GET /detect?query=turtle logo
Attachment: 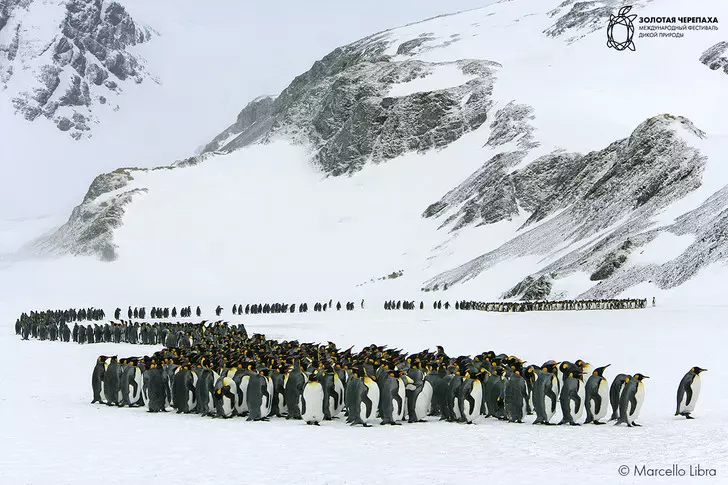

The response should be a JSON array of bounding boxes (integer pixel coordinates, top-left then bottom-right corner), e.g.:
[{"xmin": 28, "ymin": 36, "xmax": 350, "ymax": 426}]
[{"xmin": 607, "ymin": 5, "xmax": 637, "ymax": 51}]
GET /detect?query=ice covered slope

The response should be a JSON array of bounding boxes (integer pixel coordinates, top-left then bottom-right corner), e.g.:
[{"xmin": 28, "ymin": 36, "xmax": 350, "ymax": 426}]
[{"xmin": 17, "ymin": 0, "xmax": 728, "ymax": 302}]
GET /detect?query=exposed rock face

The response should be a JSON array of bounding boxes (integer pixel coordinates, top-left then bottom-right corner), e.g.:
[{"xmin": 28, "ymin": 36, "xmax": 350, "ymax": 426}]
[
  {"xmin": 544, "ymin": 0, "xmax": 653, "ymax": 43},
  {"xmin": 2, "ymin": 0, "xmax": 157, "ymax": 139},
  {"xmin": 502, "ymin": 274, "xmax": 554, "ymax": 300},
  {"xmin": 27, "ymin": 154, "xmax": 209, "ymax": 259},
  {"xmin": 201, "ymin": 35, "xmax": 498, "ymax": 176},
  {"xmin": 700, "ymin": 41, "xmax": 728, "ymax": 74},
  {"xmin": 590, "ymin": 239, "xmax": 633, "ymax": 281},
  {"xmin": 423, "ymin": 114, "xmax": 709, "ymax": 297}
]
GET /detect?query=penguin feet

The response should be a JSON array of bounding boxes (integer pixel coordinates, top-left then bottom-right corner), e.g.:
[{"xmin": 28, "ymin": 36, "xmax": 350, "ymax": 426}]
[
  {"xmin": 685, "ymin": 415, "xmax": 695, "ymax": 420},
  {"xmin": 593, "ymin": 421, "xmax": 606, "ymax": 425},
  {"xmin": 390, "ymin": 422, "xmax": 402, "ymax": 426},
  {"xmin": 632, "ymin": 422, "xmax": 642, "ymax": 427}
]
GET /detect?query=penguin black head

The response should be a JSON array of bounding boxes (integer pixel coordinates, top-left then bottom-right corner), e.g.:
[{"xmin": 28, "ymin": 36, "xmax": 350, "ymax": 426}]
[
  {"xmin": 633, "ymin": 373, "xmax": 649, "ymax": 381},
  {"xmin": 592, "ymin": 364, "xmax": 610, "ymax": 377},
  {"xmin": 575, "ymin": 359, "xmax": 591, "ymax": 371},
  {"xmin": 691, "ymin": 367, "xmax": 707, "ymax": 374},
  {"xmin": 308, "ymin": 372, "xmax": 319, "ymax": 382}
]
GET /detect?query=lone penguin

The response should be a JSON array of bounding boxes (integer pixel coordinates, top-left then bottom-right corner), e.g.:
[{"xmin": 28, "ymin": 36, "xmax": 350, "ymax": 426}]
[{"xmin": 676, "ymin": 367, "xmax": 706, "ymax": 419}]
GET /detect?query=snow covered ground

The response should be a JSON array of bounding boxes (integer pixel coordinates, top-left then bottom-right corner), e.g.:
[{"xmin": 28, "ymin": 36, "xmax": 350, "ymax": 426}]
[{"xmin": 1, "ymin": 303, "xmax": 726, "ymax": 484}]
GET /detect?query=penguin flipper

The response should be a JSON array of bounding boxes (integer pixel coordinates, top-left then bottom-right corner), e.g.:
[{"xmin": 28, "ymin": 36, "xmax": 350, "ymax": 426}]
[
  {"xmin": 362, "ymin": 394, "xmax": 373, "ymax": 419},
  {"xmin": 685, "ymin": 382, "xmax": 694, "ymax": 407}
]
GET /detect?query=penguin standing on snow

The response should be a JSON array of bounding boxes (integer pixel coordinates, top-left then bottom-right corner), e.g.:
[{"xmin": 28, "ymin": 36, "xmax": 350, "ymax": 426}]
[
  {"xmin": 608, "ymin": 374, "xmax": 630, "ymax": 421},
  {"xmin": 532, "ymin": 362, "xmax": 559, "ymax": 425},
  {"xmin": 504, "ymin": 370, "xmax": 529, "ymax": 423},
  {"xmin": 558, "ymin": 370, "xmax": 585, "ymax": 425},
  {"xmin": 378, "ymin": 370, "xmax": 404, "ymax": 425},
  {"xmin": 301, "ymin": 372, "xmax": 325, "ymax": 426},
  {"xmin": 406, "ymin": 365, "xmax": 432, "ymax": 423},
  {"xmin": 458, "ymin": 370, "xmax": 484, "ymax": 424},
  {"xmin": 103, "ymin": 356, "xmax": 122, "ymax": 406},
  {"xmin": 584, "ymin": 364, "xmax": 610, "ymax": 425},
  {"xmin": 616, "ymin": 373, "xmax": 649, "ymax": 427},
  {"xmin": 91, "ymin": 356, "xmax": 108, "ymax": 404},
  {"xmin": 143, "ymin": 362, "xmax": 169, "ymax": 413},
  {"xmin": 284, "ymin": 361, "xmax": 307, "ymax": 420},
  {"xmin": 214, "ymin": 377, "xmax": 237, "ymax": 418},
  {"xmin": 195, "ymin": 365, "xmax": 217, "ymax": 417},
  {"xmin": 676, "ymin": 367, "xmax": 706, "ymax": 419}
]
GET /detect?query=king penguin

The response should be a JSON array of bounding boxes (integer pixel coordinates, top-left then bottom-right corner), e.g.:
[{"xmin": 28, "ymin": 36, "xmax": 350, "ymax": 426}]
[
  {"xmin": 558, "ymin": 370, "xmax": 585, "ymax": 425},
  {"xmin": 584, "ymin": 364, "xmax": 610, "ymax": 424},
  {"xmin": 532, "ymin": 362, "xmax": 559, "ymax": 425},
  {"xmin": 608, "ymin": 374, "xmax": 630, "ymax": 421},
  {"xmin": 616, "ymin": 373, "xmax": 649, "ymax": 427},
  {"xmin": 676, "ymin": 367, "xmax": 706, "ymax": 419},
  {"xmin": 91, "ymin": 356, "xmax": 108, "ymax": 404},
  {"xmin": 301, "ymin": 372, "xmax": 325, "ymax": 425}
]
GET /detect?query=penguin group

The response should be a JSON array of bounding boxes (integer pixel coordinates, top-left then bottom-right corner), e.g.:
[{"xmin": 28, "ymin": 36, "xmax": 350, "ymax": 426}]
[
  {"xmin": 234, "ymin": 302, "xmax": 309, "ymax": 315},
  {"xmin": 16, "ymin": 308, "xmax": 106, "ymax": 342},
  {"xmin": 388, "ymin": 298, "xmax": 647, "ymax": 312},
  {"xmin": 81, "ymin": 318, "xmax": 705, "ymax": 427},
  {"xmin": 115, "ymin": 306, "xmax": 201, "ymax": 320}
]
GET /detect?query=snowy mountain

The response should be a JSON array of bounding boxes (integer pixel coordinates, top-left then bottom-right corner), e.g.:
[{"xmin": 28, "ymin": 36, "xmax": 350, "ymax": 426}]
[
  {"xmin": 0, "ymin": 0, "xmax": 157, "ymax": 139},
  {"xmin": 9, "ymin": 0, "xmax": 728, "ymax": 304}
]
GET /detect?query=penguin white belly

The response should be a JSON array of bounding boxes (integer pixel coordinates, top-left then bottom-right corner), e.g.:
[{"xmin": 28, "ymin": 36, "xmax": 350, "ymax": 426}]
[
  {"xmin": 333, "ymin": 375, "xmax": 345, "ymax": 416},
  {"xmin": 680, "ymin": 376, "xmax": 701, "ymax": 413},
  {"xmin": 629, "ymin": 382, "xmax": 645, "ymax": 421},
  {"xmin": 207, "ymin": 391, "xmax": 215, "ymax": 413},
  {"xmin": 394, "ymin": 380, "xmax": 407, "ymax": 421},
  {"xmin": 362, "ymin": 378, "xmax": 380, "ymax": 422},
  {"xmin": 187, "ymin": 373, "xmax": 198, "ymax": 410},
  {"xmin": 263, "ymin": 377, "xmax": 274, "ymax": 417},
  {"xmin": 238, "ymin": 376, "xmax": 250, "ymax": 414},
  {"xmin": 131, "ymin": 368, "xmax": 143, "ymax": 403},
  {"xmin": 415, "ymin": 381, "xmax": 433, "ymax": 420},
  {"xmin": 277, "ymin": 392, "xmax": 287, "ymax": 415},
  {"xmin": 594, "ymin": 379, "xmax": 609, "ymax": 421},
  {"xmin": 465, "ymin": 383, "xmax": 483, "ymax": 423},
  {"xmin": 573, "ymin": 381, "xmax": 585, "ymax": 420},
  {"xmin": 302, "ymin": 383, "xmax": 325, "ymax": 423},
  {"xmin": 221, "ymin": 395, "xmax": 234, "ymax": 417}
]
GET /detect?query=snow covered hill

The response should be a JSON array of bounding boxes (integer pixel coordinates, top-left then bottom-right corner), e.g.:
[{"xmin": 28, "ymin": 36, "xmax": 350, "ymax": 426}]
[
  {"xmin": 0, "ymin": 0, "xmax": 157, "ymax": 139},
  {"xmin": 6, "ymin": 0, "xmax": 728, "ymax": 305}
]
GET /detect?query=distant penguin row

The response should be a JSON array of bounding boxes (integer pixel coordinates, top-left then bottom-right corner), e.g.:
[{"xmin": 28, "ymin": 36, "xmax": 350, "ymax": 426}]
[
  {"xmin": 386, "ymin": 298, "xmax": 647, "ymax": 312},
  {"xmin": 84, "ymin": 320, "xmax": 705, "ymax": 426},
  {"xmin": 115, "ymin": 306, "xmax": 201, "ymax": 320}
]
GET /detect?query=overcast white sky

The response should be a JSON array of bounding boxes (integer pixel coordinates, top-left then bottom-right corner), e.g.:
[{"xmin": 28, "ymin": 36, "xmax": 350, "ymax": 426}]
[{"xmin": 0, "ymin": 0, "xmax": 491, "ymax": 224}]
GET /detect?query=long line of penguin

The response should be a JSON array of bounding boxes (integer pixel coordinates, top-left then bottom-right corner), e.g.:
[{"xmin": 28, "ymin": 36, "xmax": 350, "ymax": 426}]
[
  {"xmin": 84, "ymin": 319, "xmax": 706, "ymax": 427},
  {"xmin": 16, "ymin": 296, "xmax": 649, "ymax": 344}
]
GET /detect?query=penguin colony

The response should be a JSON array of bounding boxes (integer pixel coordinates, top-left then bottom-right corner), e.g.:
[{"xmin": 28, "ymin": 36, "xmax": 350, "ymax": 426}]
[
  {"xmin": 77, "ymin": 320, "xmax": 707, "ymax": 426},
  {"xmin": 15, "ymin": 296, "xmax": 646, "ymax": 344},
  {"xmin": 387, "ymin": 298, "xmax": 647, "ymax": 311}
]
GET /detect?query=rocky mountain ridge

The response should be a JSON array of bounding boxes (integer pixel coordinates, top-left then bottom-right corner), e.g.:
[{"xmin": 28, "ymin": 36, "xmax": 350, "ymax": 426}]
[{"xmin": 0, "ymin": 0, "xmax": 156, "ymax": 139}]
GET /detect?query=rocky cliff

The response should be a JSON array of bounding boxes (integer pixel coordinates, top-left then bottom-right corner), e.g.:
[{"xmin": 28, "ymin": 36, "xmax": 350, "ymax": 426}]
[{"xmin": 1, "ymin": 0, "xmax": 157, "ymax": 139}]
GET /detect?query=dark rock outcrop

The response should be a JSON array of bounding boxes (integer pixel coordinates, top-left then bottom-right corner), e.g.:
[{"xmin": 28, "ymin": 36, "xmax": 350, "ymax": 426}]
[
  {"xmin": 423, "ymin": 114, "xmax": 709, "ymax": 295},
  {"xmin": 502, "ymin": 274, "xmax": 553, "ymax": 300},
  {"xmin": 201, "ymin": 35, "xmax": 498, "ymax": 176},
  {"xmin": 4, "ymin": 0, "xmax": 156, "ymax": 139}
]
